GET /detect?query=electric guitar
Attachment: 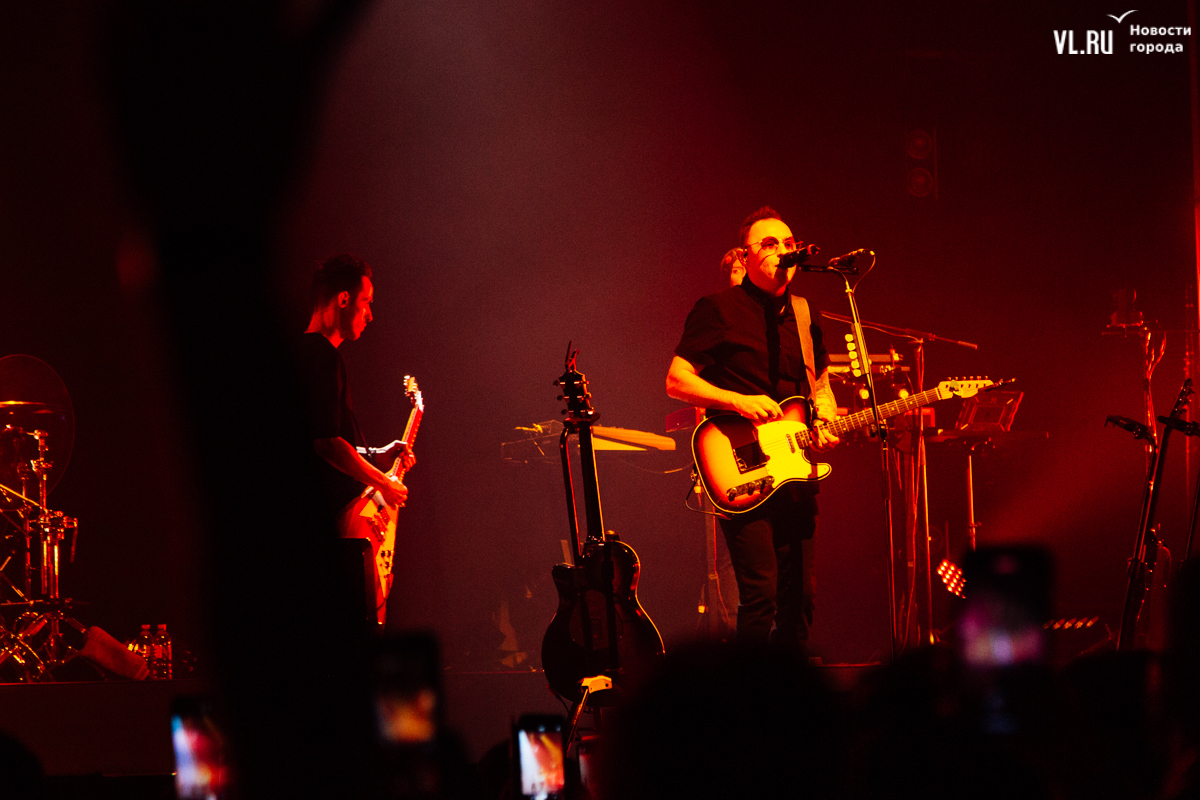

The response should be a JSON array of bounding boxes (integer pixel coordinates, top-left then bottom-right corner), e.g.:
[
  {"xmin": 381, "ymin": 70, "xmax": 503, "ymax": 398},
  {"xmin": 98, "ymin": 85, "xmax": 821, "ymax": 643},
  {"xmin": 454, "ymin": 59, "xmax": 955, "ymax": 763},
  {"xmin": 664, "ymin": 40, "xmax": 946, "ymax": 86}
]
[
  {"xmin": 692, "ymin": 378, "xmax": 998, "ymax": 514},
  {"xmin": 339, "ymin": 376, "xmax": 424, "ymax": 625},
  {"xmin": 1116, "ymin": 378, "xmax": 1192, "ymax": 650},
  {"xmin": 540, "ymin": 347, "xmax": 664, "ymax": 702}
]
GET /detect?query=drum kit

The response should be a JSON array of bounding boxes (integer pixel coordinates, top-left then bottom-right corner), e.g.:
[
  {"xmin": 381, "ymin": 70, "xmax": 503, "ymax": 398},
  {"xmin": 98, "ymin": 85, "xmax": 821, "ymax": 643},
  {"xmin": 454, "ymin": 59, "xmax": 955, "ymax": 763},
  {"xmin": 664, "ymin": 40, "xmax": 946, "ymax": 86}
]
[{"xmin": 0, "ymin": 354, "xmax": 88, "ymax": 681}]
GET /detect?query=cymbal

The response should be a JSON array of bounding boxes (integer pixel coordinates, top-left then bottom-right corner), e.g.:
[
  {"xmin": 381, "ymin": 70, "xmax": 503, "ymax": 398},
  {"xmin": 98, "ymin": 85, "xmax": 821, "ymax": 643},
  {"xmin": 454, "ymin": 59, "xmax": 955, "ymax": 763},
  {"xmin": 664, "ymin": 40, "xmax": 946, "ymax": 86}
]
[
  {"xmin": 0, "ymin": 400, "xmax": 64, "ymax": 415},
  {"xmin": 0, "ymin": 355, "xmax": 74, "ymax": 499}
]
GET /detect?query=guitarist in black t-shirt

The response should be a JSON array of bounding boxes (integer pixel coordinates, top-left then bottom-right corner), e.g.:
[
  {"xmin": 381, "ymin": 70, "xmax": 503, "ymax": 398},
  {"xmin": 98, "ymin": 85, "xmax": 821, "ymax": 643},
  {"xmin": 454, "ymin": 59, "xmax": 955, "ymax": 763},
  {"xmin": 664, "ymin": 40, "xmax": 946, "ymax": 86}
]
[
  {"xmin": 298, "ymin": 254, "xmax": 412, "ymax": 525},
  {"xmin": 667, "ymin": 208, "xmax": 839, "ymax": 651}
]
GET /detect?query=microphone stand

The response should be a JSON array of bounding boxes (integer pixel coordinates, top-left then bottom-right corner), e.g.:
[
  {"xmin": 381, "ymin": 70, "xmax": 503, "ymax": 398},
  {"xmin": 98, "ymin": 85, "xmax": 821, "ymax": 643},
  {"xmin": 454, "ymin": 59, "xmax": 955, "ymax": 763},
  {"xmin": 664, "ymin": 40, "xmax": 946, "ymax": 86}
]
[
  {"xmin": 821, "ymin": 313, "xmax": 979, "ymax": 646},
  {"xmin": 801, "ymin": 253, "xmax": 900, "ymax": 660},
  {"xmin": 821, "ymin": 312, "xmax": 979, "ymax": 351}
]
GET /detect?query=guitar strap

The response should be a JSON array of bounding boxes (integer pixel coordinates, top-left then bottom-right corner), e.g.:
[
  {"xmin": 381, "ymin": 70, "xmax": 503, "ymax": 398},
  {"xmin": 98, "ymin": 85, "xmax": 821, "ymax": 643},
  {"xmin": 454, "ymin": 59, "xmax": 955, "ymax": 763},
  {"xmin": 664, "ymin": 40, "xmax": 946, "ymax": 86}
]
[
  {"xmin": 790, "ymin": 294, "xmax": 816, "ymax": 393},
  {"xmin": 789, "ymin": 293, "xmax": 837, "ymax": 423}
]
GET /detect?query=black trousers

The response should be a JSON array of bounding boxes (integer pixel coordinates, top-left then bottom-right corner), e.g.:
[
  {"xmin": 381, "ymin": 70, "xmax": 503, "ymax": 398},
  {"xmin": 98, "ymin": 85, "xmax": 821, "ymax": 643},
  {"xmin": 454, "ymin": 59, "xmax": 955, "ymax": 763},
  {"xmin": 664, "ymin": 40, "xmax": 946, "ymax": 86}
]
[{"xmin": 718, "ymin": 487, "xmax": 818, "ymax": 650}]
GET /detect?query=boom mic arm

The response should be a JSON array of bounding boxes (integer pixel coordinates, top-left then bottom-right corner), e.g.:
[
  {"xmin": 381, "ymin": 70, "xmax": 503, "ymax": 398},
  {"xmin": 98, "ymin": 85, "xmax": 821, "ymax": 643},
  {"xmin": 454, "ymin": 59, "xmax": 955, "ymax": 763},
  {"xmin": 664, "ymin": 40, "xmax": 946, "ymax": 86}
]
[{"xmin": 793, "ymin": 247, "xmax": 874, "ymax": 274}]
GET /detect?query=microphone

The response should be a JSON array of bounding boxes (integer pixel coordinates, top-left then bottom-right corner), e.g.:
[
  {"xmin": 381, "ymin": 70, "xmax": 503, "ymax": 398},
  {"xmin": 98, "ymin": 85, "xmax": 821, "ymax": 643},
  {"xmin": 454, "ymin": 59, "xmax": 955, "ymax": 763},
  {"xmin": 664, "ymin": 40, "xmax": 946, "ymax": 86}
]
[
  {"xmin": 777, "ymin": 244, "xmax": 820, "ymax": 269},
  {"xmin": 828, "ymin": 248, "xmax": 873, "ymax": 267}
]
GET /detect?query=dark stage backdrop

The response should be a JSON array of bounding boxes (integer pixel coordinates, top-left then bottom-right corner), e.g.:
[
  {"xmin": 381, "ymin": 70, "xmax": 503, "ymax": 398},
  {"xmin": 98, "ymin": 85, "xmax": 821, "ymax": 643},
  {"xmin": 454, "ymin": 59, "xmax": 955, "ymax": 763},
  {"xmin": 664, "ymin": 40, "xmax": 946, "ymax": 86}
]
[{"xmin": 1, "ymin": 0, "xmax": 1196, "ymax": 675}]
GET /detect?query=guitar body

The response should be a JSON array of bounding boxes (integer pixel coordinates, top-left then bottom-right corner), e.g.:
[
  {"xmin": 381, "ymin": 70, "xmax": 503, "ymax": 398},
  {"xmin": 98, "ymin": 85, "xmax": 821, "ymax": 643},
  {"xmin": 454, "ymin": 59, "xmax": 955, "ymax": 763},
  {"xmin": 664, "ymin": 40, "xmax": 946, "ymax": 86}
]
[
  {"xmin": 339, "ymin": 481, "xmax": 398, "ymax": 626},
  {"xmin": 337, "ymin": 376, "xmax": 423, "ymax": 627},
  {"xmin": 692, "ymin": 396, "xmax": 829, "ymax": 514},
  {"xmin": 540, "ymin": 536, "xmax": 664, "ymax": 703}
]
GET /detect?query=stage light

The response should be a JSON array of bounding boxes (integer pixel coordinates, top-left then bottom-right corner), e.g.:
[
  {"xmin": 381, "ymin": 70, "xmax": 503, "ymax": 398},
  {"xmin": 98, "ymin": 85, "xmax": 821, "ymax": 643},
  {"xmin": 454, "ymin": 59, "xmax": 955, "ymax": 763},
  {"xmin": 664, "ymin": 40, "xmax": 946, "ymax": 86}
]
[{"xmin": 937, "ymin": 559, "xmax": 966, "ymax": 598}]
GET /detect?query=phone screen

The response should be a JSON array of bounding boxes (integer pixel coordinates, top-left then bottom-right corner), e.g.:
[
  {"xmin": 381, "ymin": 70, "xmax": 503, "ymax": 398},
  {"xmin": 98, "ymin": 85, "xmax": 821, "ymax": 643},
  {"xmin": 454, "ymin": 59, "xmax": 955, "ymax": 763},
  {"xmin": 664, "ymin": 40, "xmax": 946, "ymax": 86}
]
[
  {"xmin": 515, "ymin": 716, "xmax": 565, "ymax": 800},
  {"xmin": 957, "ymin": 546, "xmax": 1052, "ymax": 668},
  {"xmin": 171, "ymin": 698, "xmax": 230, "ymax": 800},
  {"xmin": 372, "ymin": 633, "xmax": 442, "ymax": 746},
  {"xmin": 375, "ymin": 686, "xmax": 439, "ymax": 745}
]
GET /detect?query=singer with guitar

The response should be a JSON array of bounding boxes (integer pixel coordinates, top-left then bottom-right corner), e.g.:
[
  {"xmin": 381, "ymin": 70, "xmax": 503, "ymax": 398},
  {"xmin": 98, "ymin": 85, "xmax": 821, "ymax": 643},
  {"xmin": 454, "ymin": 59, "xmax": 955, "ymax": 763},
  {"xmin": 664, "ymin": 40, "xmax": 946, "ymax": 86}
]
[
  {"xmin": 298, "ymin": 254, "xmax": 415, "ymax": 625},
  {"xmin": 667, "ymin": 207, "xmax": 839, "ymax": 651}
]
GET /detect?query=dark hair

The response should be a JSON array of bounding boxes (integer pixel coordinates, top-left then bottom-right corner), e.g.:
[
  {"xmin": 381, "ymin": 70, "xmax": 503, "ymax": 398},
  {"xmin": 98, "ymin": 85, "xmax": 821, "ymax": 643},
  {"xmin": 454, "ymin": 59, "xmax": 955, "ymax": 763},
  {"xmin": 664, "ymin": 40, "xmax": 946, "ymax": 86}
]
[
  {"xmin": 311, "ymin": 254, "xmax": 372, "ymax": 310},
  {"xmin": 739, "ymin": 206, "xmax": 783, "ymax": 245},
  {"xmin": 719, "ymin": 247, "xmax": 744, "ymax": 279}
]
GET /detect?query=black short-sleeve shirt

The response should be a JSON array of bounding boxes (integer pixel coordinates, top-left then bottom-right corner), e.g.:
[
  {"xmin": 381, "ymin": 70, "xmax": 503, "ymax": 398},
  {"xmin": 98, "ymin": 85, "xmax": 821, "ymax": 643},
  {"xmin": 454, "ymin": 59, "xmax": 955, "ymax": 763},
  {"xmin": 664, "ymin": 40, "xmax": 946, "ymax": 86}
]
[
  {"xmin": 297, "ymin": 331, "xmax": 367, "ymax": 515},
  {"xmin": 675, "ymin": 280, "xmax": 829, "ymax": 403}
]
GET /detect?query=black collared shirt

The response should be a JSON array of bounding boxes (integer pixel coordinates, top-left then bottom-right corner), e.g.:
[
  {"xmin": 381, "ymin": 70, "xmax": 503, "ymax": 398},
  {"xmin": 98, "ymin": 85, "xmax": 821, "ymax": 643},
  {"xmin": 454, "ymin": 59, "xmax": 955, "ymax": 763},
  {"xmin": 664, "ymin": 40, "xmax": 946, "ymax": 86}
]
[{"xmin": 675, "ymin": 280, "xmax": 829, "ymax": 403}]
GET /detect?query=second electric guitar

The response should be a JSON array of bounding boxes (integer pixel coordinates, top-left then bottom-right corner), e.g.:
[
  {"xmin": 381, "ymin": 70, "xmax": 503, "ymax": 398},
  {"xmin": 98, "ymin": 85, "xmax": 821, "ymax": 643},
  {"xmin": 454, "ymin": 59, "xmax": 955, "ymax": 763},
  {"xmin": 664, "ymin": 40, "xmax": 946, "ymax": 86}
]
[
  {"xmin": 693, "ymin": 378, "xmax": 997, "ymax": 514},
  {"xmin": 339, "ymin": 376, "xmax": 424, "ymax": 625}
]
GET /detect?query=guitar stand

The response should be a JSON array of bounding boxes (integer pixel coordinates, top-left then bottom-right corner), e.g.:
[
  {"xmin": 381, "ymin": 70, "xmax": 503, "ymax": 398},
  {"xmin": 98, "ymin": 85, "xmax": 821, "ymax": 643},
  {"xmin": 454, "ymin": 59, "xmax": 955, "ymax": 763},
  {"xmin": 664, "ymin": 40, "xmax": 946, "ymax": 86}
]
[
  {"xmin": 1106, "ymin": 379, "xmax": 1193, "ymax": 651},
  {"xmin": 1163, "ymin": 414, "xmax": 1200, "ymax": 564},
  {"xmin": 565, "ymin": 674, "xmax": 614, "ymax": 749}
]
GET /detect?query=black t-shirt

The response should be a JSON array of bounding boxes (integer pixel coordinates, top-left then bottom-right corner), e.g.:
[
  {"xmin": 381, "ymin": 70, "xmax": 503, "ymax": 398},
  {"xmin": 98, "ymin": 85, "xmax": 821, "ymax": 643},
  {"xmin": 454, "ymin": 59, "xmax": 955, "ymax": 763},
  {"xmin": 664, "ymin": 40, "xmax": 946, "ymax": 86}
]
[
  {"xmin": 297, "ymin": 331, "xmax": 367, "ymax": 516},
  {"xmin": 675, "ymin": 280, "xmax": 829, "ymax": 403}
]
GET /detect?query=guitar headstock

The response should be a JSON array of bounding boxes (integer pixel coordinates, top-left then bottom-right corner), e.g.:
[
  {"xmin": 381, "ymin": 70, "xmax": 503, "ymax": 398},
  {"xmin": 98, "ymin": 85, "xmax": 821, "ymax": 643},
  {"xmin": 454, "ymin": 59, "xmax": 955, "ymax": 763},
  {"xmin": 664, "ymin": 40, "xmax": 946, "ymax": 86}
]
[
  {"xmin": 556, "ymin": 343, "xmax": 598, "ymax": 426},
  {"xmin": 403, "ymin": 375, "xmax": 424, "ymax": 412},
  {"xmin": 937, "ymin": 377, "xmax": 1007, "ymax": 399},
  {"xmin": 1168, "ymin": 378, "xmax": 1193, "ymax": 419}
]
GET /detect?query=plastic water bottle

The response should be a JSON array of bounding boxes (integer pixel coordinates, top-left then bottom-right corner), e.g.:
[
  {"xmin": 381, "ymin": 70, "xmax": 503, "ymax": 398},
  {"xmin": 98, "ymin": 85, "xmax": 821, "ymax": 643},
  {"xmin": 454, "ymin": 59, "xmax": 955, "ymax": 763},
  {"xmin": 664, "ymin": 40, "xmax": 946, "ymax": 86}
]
[
  {"xmin": 152, "ymin": 624, "xmax": 172, "ymax": 680},
  {"xmin": 133, "ymin": 624, "xmax": 153, "ymax": 673}
]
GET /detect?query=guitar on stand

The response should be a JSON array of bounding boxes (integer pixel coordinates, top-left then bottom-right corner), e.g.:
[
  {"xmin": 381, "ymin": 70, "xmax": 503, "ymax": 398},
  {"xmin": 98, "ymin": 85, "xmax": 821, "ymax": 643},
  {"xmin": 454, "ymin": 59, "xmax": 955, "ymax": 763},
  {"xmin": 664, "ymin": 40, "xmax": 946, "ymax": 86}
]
[
  {"xmin": 540, "ymin": 345, "xmax": 663, "ymax": 740},
  {"xmin": 1108, "ymin": 378, "xmax": 1192, "ymax": 651},
  {"xmin": 339, "ymin": 376, "xmax": 423, "ymax": 626}
]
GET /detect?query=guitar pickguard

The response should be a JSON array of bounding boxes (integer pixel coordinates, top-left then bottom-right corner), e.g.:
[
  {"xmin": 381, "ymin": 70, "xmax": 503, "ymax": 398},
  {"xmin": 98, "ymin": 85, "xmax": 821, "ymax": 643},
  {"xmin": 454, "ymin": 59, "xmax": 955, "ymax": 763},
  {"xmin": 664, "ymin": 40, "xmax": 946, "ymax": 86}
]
[
  {"xmin": 733, "ymin": 440, "xmax": 769, "ymax": 473},
  {"xmin": 339, "ymin": 493, "xmax": 399, "ymax": 625}
]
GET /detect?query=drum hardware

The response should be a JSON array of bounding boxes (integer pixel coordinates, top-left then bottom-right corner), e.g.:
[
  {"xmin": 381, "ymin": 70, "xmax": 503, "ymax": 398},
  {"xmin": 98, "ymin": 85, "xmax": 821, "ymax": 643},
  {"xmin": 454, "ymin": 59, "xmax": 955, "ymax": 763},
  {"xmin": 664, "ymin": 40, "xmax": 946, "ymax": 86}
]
[
  {"xmin": 3, "ymin": 601, "xmax": 90, "ymax": 680},
  {"xmin": 0, "ymin": 620, "xmax": 44, "ymax": 681},
  {"xmin": 0, "ymin": 476, "xmax": 87, "ymax": 677},
  {"xmin": 0, "ymin": 457, "xmax": 87, "ymax": 678},
  {"xmin": 0, "ymin": 355, "xmax": 92, "ymax": 681},
  {"xmin": 1, "ymin": 476, "xmax": 40, "ymax": 598}
]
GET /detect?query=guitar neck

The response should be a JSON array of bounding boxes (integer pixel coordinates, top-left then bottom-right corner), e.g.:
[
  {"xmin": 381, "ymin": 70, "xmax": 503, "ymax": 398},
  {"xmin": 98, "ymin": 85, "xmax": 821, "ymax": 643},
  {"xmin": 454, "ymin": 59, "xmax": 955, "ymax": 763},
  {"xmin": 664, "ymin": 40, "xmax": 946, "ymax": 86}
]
[
  {"xmin": 402, "ymin": 406, "xmax": 423, "ymax": 449},
  {"xmin": 797, "ymin": 385, "xmax": 946, "ymax": 447},
  {"xmin": 389, "ymin": 407, "xmax": 423, "ymax": 478}
]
